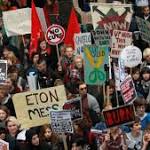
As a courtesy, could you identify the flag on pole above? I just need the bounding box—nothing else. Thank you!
[29,0,44,57]
[64,8,80,49]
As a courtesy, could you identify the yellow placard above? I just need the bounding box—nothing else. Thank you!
[12,85,67,128]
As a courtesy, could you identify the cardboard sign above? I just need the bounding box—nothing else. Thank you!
[111,30,133,58]
[50,110,73,133]
[0,140,9,150]
[92,29,110,47]
[90,3,133,34]
[12,85,66,128]
[119,45,142,68]
[103,104,135,128]
[120,75,137,104]
[0,60,7,84]
[83,45,109,85]
[45,24,65,45]
[74,33,91,56]
[63,97,82,121]
[136,17,150,44]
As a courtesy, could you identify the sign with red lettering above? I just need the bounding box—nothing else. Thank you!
[45,24,65,45]
[103,104,135,128]
[120,75,137,104]
[111,30,132,58]
[63,97,82,121]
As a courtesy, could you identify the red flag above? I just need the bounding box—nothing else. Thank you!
[64,8,80,49]
[29,0,44,57]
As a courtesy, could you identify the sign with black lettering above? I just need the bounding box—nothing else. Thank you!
[120,75,137,104]
[0,60,7,84]
[63,97,82,121]
[92,29,110,47]
[50,110,73,133]
[12,85,66,128]
[103,104,135,128]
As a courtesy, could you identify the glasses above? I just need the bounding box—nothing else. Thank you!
[79,87,87,91]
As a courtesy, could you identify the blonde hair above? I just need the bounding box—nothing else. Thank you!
[6,116,21,128]
[143,48,150,59]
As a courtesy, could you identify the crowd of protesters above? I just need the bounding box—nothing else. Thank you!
[0,0,150,150]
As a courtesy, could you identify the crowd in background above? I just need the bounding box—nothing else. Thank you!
[0,0,150,150]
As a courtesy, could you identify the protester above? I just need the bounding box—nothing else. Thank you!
[0,105,9,128]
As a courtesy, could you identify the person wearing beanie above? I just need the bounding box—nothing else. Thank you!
[25,128,50,150]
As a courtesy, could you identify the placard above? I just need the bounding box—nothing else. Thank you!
[74,32,91,55]
[103,104,135,128]
[119,45,142,68]
[0,60,7,84]
[50,110,73,133]
[136,16,150,44]
[83,45,109,85]
[111,30,132,58]
[12,85,66,128]
[45,24,65,45]
[120,75,137,104]
[63,97,82,121]
[90,3,133,33]
[92,29,110,47]
[0,139,9,150]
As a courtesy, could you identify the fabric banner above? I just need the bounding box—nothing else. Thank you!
[136,16,150,44]
[83,45,109,85]
[74,32,91,56]
[12,85,66,128]
[50,110,73,133]
[136,0,149,6]
[111,30,132,58]
[90,3,133,34]
[3,8,47,37]
[92,29,110,47]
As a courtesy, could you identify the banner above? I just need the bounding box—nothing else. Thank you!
[90,3,133,34]
[74,32,91,56]
[63,97,82,121]
[120,75,137,104]
[83,45,109,85]
[111,30,133,58]
[0,60,7,84]
[136,0,149,6]
[92,29,110,47]
[12,85,66,128]
[0,139,9,150]
[50,110,73,133]
[3,8,47,37]
[136,16,150,44]
[103,104,135,128]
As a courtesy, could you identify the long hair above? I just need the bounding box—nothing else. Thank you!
[39,124,59,144]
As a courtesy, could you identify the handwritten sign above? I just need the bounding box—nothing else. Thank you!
[74,33,91,56]
[83,45,109,85]
[12,85,66,128]
[120,45,142,68]
[120,75,137,104]
[63,97,82,121]
[90,3,133,34]
[50,110,73,133]
[111,30,132,58]
[0,60,7,84]
[103,104,135,128]
[92,29,110,47]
